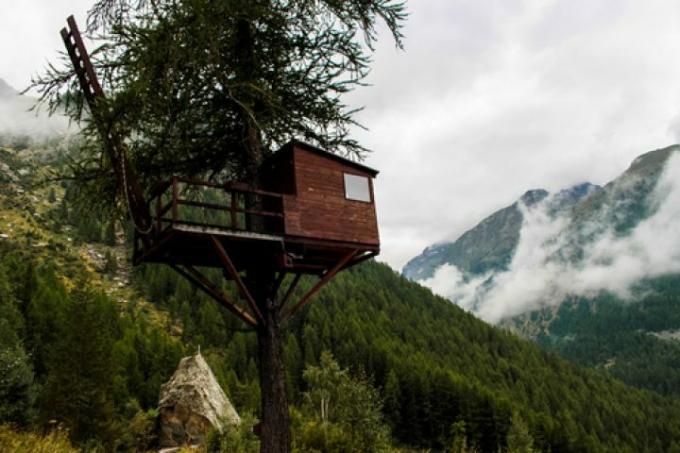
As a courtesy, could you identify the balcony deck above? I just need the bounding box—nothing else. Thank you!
[133,178,378,275]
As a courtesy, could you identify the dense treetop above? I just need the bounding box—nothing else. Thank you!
[32,0,406,204]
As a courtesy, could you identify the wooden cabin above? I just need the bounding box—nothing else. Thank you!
[260,140,379,248]
[134,141,380,275]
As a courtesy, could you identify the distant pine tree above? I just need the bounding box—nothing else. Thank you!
[506,412,534,453]
[41,289,119,447]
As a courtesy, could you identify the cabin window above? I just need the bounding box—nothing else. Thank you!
[344,173,371,202]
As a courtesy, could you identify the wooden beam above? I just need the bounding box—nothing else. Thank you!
[169,263,258,328]
[347,251,377,269]
[210,235,265,324]
[284,250,357,319]
[133,228,176,266]
[272,272,286,298]
[278,273,302,310]
[171,177,179,223]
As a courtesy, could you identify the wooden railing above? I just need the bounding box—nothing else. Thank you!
[145,177,285,239]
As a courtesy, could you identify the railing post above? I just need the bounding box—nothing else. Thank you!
[279,196,285,234]
[155,193,162,234]
[172,176,178,223]
[231,191,237,229]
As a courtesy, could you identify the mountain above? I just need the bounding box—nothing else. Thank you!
[5,137,680,450]
[0,78,19,98]
[403,184,601,282]
[504,278,680,396]
[404,144,680,396]
[405,145,677,297]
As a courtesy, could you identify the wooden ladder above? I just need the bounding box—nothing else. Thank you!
[60,16,153,240]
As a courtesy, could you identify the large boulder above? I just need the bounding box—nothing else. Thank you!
[158,352,240,448]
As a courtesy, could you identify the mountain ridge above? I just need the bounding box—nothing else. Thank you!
[0,78,19,98]
[0,78,72,142]
[402,181,601,281]
[404,145,677,290]
[403,144,680,396]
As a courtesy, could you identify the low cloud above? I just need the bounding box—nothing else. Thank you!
[423,152,680,323]
[0,82,73,143]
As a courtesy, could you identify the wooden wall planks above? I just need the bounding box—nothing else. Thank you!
[285,145,379,246]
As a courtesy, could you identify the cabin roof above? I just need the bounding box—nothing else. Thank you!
[272,140,379,177]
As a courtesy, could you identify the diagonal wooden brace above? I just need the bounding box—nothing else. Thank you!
[278,273,302,311]
[272,272,286,297]
[169,263,258,328]
[284,249,358,319]
[210,235,265,324]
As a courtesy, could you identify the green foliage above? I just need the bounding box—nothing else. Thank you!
[40,288,119,447]
[0,424,77,453]
[0,234,183,449]
[0,346,35,427]
[126,253,680,452]
[299,351,390,452]
[111,318,185,410]
[103,250,118,275]
[449,420,478,453]
[288,263,680,451]
[5,145,680,451]
[33,0,407,205]
[505,412,534,453]
[0,263,35,426]
[303,351,347,424]
[205,413,260,453]
[528,281,680,396]
[120,406,158,452]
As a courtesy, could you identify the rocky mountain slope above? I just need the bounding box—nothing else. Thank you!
[402,183,599,281]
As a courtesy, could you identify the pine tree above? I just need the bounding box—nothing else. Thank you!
[41,289,119,447]
[0,268,35,426]
[506,412,534,453]
[382,369,400,430]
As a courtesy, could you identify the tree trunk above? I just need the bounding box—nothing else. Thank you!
[250,268,292,453]
[236,17,291,450]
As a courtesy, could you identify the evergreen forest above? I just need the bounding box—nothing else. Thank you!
[3,139,680,451]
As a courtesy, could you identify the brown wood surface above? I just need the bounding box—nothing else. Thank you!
[284,145,379,246]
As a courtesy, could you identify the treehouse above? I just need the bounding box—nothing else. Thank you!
[132,140,380,276]
[61,15,379,327]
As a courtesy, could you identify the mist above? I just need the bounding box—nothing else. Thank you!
[422,150,680,323]
[0,79,72,145]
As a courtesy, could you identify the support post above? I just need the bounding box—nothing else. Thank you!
[155,193,162,234]
[230,190,237,229]
[171,176,178,223]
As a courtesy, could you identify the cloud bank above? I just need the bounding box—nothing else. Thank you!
[423,152,680,323]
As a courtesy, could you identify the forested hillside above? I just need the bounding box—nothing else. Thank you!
[506,275,680,397]
[4,139,680,451]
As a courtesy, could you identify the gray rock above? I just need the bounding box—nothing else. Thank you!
[158,352,240,448]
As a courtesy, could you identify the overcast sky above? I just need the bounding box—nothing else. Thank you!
[3,1,680,271]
